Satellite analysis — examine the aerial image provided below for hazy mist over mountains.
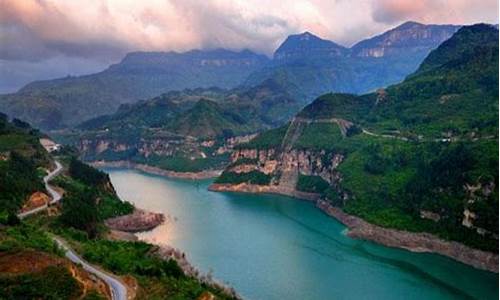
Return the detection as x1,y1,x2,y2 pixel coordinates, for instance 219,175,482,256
0,21,465,129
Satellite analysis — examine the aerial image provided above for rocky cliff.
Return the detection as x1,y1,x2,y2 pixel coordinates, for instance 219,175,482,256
77,131,256,175
351,21,460,58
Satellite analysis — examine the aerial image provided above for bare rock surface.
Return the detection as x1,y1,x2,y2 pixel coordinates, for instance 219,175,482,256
105,209,165,233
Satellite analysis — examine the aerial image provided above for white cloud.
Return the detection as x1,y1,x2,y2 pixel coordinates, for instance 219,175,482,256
0,0,497,91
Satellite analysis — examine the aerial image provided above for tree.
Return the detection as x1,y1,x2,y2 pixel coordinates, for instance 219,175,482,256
59,188,99,238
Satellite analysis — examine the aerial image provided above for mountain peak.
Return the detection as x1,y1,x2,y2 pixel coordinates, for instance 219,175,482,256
274,31,347,60
297,31,318,40
396,21,424,29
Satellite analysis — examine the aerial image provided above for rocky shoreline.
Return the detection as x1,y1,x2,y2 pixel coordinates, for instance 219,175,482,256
208,183,320,201
154,245,240,299
89,160,222,179
105,209,165,233
105,208,240,299
209,182,499,273
316,200,499,273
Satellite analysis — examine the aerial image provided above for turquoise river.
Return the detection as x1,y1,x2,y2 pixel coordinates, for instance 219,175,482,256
105,168,498,300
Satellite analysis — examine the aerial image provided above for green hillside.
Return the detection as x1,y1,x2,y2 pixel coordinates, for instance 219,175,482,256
0,114,51,216
0,116,238,299
165,99,249,138
245,22,460,103
232,24,499,251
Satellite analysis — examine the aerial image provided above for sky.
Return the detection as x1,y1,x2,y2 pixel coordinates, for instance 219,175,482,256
0,0,498,93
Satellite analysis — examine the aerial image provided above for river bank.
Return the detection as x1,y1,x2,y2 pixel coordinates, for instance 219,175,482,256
316,200,499,273
89,160,222,179
105,209,241,299
208,182,320,201
209,182,499,273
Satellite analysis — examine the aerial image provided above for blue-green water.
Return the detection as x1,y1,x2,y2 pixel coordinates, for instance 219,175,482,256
105,168,498,300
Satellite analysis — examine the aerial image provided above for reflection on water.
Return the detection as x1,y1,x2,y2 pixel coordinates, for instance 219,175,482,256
106,168,499,300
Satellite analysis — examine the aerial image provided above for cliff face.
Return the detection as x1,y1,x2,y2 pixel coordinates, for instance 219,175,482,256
209,147,325,201
220,146,344,196
77,132,258,174
79,137,183,159
351,21,460,58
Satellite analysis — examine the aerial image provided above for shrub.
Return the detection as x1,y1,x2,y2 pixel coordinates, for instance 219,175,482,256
296,175,330,193
215,171,271,185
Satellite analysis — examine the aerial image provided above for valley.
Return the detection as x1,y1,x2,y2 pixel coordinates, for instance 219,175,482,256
0,6,498,299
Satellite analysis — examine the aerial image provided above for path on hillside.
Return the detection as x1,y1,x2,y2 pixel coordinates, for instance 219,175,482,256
17,159,129,300
18,160,63,219
290,116,495,142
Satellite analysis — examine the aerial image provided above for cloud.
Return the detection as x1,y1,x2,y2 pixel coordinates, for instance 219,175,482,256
372,0,498,25
1,0,497,60
0,0,497,92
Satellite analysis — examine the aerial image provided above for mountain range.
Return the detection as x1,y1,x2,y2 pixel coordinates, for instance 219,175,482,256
60,79,300,173
0,49,268,129
0,21,460,130
245,21,460,101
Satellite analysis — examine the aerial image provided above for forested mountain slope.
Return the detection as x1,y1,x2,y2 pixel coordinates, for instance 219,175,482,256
245,21,460,102
0,49,268,129
214,24,499,253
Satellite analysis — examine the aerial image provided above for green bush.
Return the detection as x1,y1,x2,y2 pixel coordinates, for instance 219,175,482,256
133,154,230,173
59,187,100,238
240,125,287,149
82,239,184,278
97,194,134,220
69,157,109,187
296,174,330,193
0,152,44,214
0,266,81,300
215,171,271,185
0,223,62,255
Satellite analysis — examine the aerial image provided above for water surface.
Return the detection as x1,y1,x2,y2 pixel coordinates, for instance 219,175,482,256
105,168,498,300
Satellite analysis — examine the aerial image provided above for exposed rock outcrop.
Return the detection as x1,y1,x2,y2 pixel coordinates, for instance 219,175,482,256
105,209,165,233
20,192,50,213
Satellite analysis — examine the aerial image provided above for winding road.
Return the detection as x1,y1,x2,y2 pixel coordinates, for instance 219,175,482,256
17,160,128,300
18,160,63,219
53,236,128,300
